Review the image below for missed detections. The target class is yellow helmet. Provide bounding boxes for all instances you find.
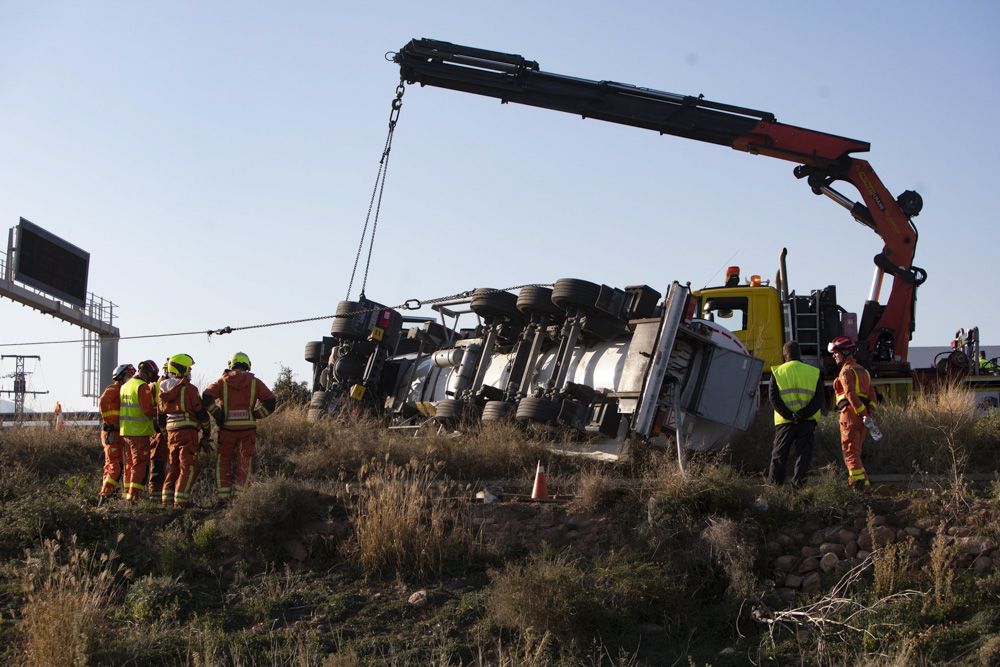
[229,352,251,370]
[167,353,195,377]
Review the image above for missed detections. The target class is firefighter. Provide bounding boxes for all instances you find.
[829,336,875,490]
[767,341,824,488]
[146,359,170,497]
[119,360,160,502]
[202,352,277,503]
[157,354,211,507]
[979,351,998,374]
[97,363,135,505]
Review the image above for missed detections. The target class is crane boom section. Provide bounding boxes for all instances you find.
[394,38,922,367]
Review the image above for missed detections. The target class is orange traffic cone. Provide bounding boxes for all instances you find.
[530,460,550,501]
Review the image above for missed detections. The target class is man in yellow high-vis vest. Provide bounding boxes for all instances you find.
[768,342,824,488]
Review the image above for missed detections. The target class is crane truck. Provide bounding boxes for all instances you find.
[303,38,996,456]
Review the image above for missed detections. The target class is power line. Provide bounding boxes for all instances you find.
[0,283,549,349]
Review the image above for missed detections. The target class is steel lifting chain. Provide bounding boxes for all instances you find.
[346,81,406,301]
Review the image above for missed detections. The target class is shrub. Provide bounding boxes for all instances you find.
[125,574,189,622]
[644,459,755,530]
[699,517,759,599]
[979,634,1000,667]
[0,490,94,556]
[17,534,126,667]
[218,477,325,561]
[487,548,675,648]
[352,458,477,579]
[272,365,311,407]
[0,426,97,480]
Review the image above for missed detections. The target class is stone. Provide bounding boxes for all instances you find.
[408,590,428,605]
[784,574,803,589]
[803,519,822,532]
[845,541,859,559]
[904,526,922,539]
[801,572,822,594]
[776,587,797,603]
[820,542,846,558]
[777,534,795,549]
[858,550,872,561]
[858,530,872,551]
[820,552,840,574]
[639,623,666,634]
[801,546,820,559]
[823,525,844,541]
[774,555,798,572]
[872,526,895,548]
[834,560,850,577]
[973,556,993,575]
[766,541,782,557]
[798,557,820,574]
[853,517,868,530]
[871,515,889,527]
[809,530,825,546]
[955,536,998,557]
[283,538,307,561]
[914,518,938,531]
[837,528,857,545]
[948,525,974,537]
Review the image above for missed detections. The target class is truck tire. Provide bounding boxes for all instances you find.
[551,278,601,312]
[516,285,563,318]
[515,396,559,424]
[481,400,515,422]
[330,301,369,340]
[433,398,465,422]
[304,341,324,364]
[470,288,522,322]
[307,390,332,422]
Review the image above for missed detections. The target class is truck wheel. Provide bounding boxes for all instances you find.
[304,341,324,363]
[551,278,601,312]
[470,288,522,322]
[482,400,515,422]
[516,285,563,318]
[433,398,465,422]
[515,396,559,424]
[330,300,369,340]
[307,390,332,422]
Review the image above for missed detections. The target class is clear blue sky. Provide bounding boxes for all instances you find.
[2,1,998,410]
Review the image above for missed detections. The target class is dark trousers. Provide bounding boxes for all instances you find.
[768,421,816,487]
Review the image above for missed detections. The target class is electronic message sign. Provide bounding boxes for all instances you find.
[13,217,90,308]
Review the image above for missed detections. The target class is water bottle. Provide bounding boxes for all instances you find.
[863,415,883,442]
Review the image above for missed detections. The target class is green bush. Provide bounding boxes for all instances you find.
[487,548,676,649]
[125,574,189,622]
[0,491,94,556]
[645,461,755,530]
[217,478,324,561]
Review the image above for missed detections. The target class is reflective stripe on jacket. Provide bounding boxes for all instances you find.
[119,377,156,436]
[834,360,873,414]
[772,360,821,425]
[158,378,208,431]
[223,379,257,428]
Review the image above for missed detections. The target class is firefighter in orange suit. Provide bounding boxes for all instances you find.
[97,363,135,505]
[146,359,170,497]
[119,360,160,502]
[202,353,277,502]
[829,336,876,489]
[157,354,211,507]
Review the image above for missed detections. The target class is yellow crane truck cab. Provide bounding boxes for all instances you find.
[692,269,786,374]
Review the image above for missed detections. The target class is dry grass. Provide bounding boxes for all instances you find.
[17,533,126,667]
[0,426,97,479]
[700,516,759,599]
[924,525,956,614]
[350,457,479,579]
[218,478,326,561]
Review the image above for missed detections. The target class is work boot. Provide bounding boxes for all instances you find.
[97,496,107,508]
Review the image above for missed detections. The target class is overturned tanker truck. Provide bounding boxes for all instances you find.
[304,278,764,457]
